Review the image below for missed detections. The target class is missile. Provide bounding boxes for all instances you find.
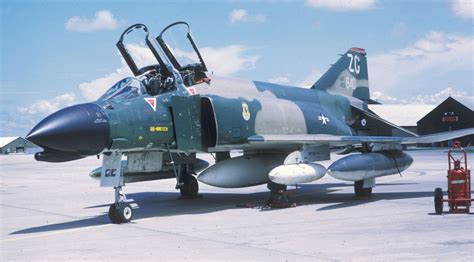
[327,151,413,181]
[89,158,209,183]
[197,154,285,188]
[268,163,326,185]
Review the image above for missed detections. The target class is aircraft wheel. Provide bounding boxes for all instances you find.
[115,203,133,223]
[434,188,443,215]
[108,204,120,224]
[354,180,372,199]
[267,181,287,192]
[180,175,199,197]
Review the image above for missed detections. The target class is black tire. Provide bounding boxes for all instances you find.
[180,175,199,197]
[115,203,133,223]
[267,181,287,192]
[108,204,120,224]
[434,188,443,215]
[354,180,372,198]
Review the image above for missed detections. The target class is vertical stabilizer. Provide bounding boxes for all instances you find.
[311,47,370,102]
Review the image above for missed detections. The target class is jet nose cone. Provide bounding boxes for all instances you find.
[26,103,110,155]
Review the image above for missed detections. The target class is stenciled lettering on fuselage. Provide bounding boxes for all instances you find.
[94,112,108,124]
[149,126,169,132]
[347,53,360,74]
[342,53,360,91]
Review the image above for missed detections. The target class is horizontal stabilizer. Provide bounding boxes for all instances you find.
[401,128,474,144]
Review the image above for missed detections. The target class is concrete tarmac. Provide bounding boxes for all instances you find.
[1,150,473,261]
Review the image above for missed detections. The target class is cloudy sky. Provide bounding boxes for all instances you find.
[0,0,473,136]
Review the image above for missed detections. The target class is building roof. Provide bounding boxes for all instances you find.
[451,97,474,111]
[0,137,21,147]
[369,104,436,127]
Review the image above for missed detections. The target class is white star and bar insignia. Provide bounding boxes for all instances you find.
[318,113,330,125]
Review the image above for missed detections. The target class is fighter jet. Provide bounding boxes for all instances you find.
[26,22,474,223]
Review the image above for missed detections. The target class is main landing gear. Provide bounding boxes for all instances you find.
[176,164,200,199]
[179,174,199,198]
[108,186,133,224]
[266,182,296,208]
[354,180,373,199]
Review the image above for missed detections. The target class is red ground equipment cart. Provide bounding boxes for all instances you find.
[434,141,471,214]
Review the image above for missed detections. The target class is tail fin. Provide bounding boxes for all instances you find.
[311,47,370,102]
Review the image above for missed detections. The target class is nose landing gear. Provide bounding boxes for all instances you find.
[108,186,133,224]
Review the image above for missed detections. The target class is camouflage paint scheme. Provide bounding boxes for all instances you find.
[26,22,474,223]
[95,49,362,155]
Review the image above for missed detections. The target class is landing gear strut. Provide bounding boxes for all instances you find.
[179,174,199,198]
[177,165,200,199]
[266,182,295,208]
[354,180,372,199]
[108,186,133,224]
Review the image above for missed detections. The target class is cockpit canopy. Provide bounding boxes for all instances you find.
[116,22,208,91]
[156,22,207,74]
[116,24,170,77]
[98,77,146,102]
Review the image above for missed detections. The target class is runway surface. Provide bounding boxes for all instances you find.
[1,150,473,261]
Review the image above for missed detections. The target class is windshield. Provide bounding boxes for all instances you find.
[98,77,146,101]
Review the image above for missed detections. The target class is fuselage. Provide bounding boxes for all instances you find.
[26,75,355,160]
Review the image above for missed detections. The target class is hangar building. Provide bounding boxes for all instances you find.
[369,97,473,147]
[417,97,474,147]
[0,137,41,154]
[369,104,435,136]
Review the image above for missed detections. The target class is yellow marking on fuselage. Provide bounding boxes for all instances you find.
[150,126,169,132]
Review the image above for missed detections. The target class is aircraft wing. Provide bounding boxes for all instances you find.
[248,128,474,146]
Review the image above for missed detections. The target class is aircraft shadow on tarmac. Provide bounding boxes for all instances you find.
[11,182,437,235]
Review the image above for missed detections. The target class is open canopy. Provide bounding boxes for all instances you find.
[116,24,171,77]
[156,22,207,73]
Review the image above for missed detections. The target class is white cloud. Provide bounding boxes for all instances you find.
[372,87,474,105]
[79,62,130,101]
[268,76,291,84]
[65,10,121,32]
[413,87,473,104]
[452,0,473,19]
[170,45,260,75]
[305,0,377,11]
[369,31,473,93]
[200,45,260,75]
[229,9,266,24]
[299,70,322,88]
[17,93,76,115]
[371,91,402,104]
